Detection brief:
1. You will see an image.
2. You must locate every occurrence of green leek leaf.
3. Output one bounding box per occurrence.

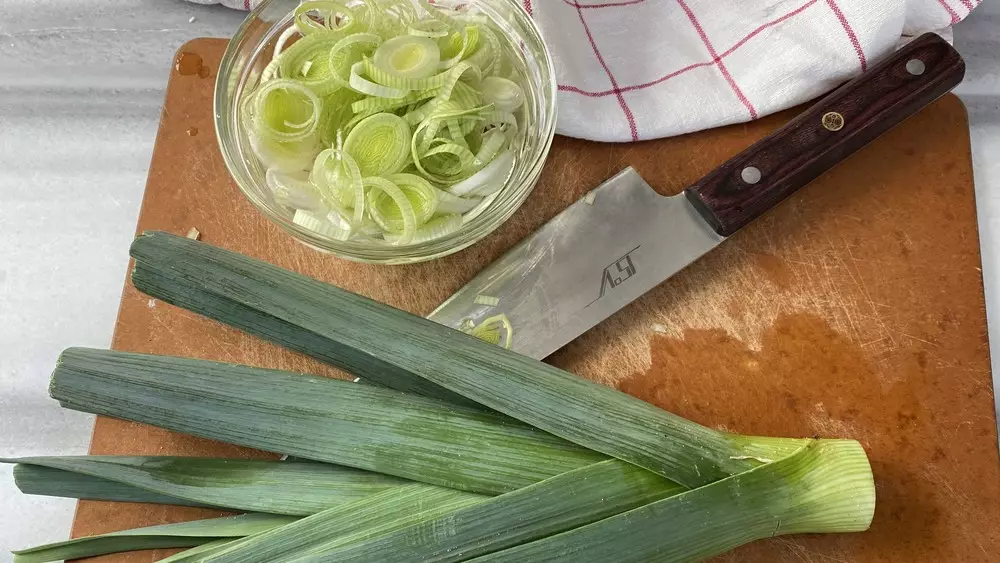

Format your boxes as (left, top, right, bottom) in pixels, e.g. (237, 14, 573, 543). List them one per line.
(158, 539, 239, 563)
(11, 513, 297, 563)
(288, 460, 684, 562)
(472, 440, 875, 563)
(129, 235, 471, 405)
(12, 463, 212, 508)
(49, 347, 606, 495)
(198, 485, 483, 563)
(4, 456, 409, 516)
(127, 232, 776, 488)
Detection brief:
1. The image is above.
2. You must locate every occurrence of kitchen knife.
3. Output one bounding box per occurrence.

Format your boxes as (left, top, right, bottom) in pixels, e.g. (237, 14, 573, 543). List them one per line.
(428, 32, 965, 360)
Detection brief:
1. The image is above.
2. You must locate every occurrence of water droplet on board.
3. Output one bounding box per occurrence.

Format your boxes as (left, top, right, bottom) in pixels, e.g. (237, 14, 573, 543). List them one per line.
(175, 52, 202, 75)
(186, 127, 199, 137)
(175, 51, 208, 77)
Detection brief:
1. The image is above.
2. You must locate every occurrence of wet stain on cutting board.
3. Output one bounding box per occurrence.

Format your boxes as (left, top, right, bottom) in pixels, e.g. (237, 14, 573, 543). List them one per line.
(618, 313, 977, 561)
(546, 106, 985, 401)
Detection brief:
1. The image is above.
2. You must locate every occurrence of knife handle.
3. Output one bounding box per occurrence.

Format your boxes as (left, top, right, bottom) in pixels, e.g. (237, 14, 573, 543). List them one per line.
(684, 32, 965, 237)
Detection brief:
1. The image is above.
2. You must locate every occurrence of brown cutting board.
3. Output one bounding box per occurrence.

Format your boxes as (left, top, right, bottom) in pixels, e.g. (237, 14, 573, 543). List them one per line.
(69, 38, 999, 562)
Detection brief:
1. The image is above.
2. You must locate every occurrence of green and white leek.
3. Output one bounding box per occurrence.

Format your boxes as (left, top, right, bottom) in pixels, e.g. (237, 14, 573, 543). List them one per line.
(127, 232, 797, 488)
(6, 232, 878, 562)
(474, 440, 874, 563)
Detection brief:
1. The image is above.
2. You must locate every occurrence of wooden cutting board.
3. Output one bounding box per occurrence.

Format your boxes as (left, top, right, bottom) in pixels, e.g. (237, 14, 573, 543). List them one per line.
(69, 38, 999, 562)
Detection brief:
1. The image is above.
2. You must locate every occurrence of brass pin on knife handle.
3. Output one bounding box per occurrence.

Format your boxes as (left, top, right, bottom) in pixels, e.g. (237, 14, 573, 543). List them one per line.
(684, 32, 965, 237)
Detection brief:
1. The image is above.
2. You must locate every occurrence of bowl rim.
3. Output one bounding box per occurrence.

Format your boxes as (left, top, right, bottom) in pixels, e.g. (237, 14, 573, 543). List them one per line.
(214, 0, 557, 264)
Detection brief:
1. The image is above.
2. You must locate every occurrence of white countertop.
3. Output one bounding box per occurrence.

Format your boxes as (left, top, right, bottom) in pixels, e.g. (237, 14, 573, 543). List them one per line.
(1, 1, 998, 557)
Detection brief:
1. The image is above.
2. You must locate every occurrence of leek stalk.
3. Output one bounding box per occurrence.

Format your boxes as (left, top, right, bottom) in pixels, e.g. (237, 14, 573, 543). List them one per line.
(12, 463, 213, 508)
(473, 440, 874, 562)
(281, 460, 684, 563)
(9, 231, 878, 563)
(11, 514, 296, 563)
(50, 347, 606, 495)
(4, 456, 409, 516)
(129, 232, 781, 488)
(195, 485, 483, 563)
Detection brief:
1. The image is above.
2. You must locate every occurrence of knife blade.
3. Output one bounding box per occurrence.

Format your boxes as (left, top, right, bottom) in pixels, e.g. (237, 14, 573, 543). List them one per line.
(429, 33, 965, 359)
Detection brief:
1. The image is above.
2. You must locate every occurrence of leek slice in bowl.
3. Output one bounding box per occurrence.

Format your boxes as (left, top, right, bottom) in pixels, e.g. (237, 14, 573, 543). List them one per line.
(216, 0, 555, 264)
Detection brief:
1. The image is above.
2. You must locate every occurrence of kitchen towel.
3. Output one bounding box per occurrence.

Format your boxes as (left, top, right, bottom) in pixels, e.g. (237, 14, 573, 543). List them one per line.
(193, 0, 979, 141)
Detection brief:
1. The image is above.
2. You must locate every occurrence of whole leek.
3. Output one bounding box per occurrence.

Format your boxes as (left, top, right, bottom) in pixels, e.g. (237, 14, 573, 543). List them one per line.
(7, 230, 877, 563)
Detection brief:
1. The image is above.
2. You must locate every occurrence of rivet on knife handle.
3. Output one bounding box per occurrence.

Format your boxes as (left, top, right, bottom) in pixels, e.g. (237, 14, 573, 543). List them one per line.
(683, 32, 965, 237)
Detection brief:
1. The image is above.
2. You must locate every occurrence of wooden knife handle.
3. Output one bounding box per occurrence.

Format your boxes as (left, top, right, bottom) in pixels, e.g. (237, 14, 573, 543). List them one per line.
(684, 32, 965, 237)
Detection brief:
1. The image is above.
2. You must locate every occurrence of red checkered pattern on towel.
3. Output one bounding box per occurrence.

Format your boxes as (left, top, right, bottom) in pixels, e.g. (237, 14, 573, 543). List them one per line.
(527, 0, 977, 141)
(207, 0, 978, 142)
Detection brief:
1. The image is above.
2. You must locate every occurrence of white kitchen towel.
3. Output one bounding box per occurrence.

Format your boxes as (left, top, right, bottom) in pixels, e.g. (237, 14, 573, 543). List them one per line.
(197, 0, 979, 141)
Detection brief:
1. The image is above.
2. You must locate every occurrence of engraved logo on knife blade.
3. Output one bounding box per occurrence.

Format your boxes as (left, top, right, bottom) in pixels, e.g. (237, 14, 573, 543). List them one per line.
(587, 245, 640, 307)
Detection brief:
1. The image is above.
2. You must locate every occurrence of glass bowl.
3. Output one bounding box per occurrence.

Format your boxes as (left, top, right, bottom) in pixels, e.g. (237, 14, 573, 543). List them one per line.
(215, 0, 556, 264)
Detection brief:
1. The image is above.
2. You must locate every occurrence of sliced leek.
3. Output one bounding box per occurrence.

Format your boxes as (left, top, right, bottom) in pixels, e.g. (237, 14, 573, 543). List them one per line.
(276, 32, 344, 96)
(434, 187, 482, 214)
(318, 89, 363, 145)
(343, 113, 412, 176)
(294, 1, 356, 36)
(386, 172, 439, 223)
(481, 76, 523, 112)
(273, 26, 299, 60)
(473, 294, 500, 307)
(473, 127, 507, 164)
(466, 23, 500, 75)
(467, 313, 513, 349)
(438, 26, 480, 70)
(363, 176, 418, 243)
(249, 133, 321, 173)
(329, 33, 381, 90)
(447, 149, 514, 197)
(267, 169, 327, 213)
(349, 86, 440, 117)
(349, 60, 408, 98)
(372, 35, 441, 80)
(293, 209, 353, 240)
(408, 19, 450, 38)
(309, 149, 364, 224)
(241, 1, 526, 245)
(383, 213, 462, 245)
(251, 79, 322, 142)
(413, 139, 479, 184)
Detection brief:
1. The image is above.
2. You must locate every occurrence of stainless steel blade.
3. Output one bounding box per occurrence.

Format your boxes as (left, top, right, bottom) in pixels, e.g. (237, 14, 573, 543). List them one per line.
(427, 167, 724, 359)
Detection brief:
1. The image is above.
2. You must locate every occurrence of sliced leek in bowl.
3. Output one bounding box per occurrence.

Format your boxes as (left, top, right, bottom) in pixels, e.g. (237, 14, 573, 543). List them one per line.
(216, 0, 556, 263)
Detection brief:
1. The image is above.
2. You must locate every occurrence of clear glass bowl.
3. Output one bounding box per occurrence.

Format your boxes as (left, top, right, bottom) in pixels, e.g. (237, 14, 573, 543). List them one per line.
(215, 0, 556, 264)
